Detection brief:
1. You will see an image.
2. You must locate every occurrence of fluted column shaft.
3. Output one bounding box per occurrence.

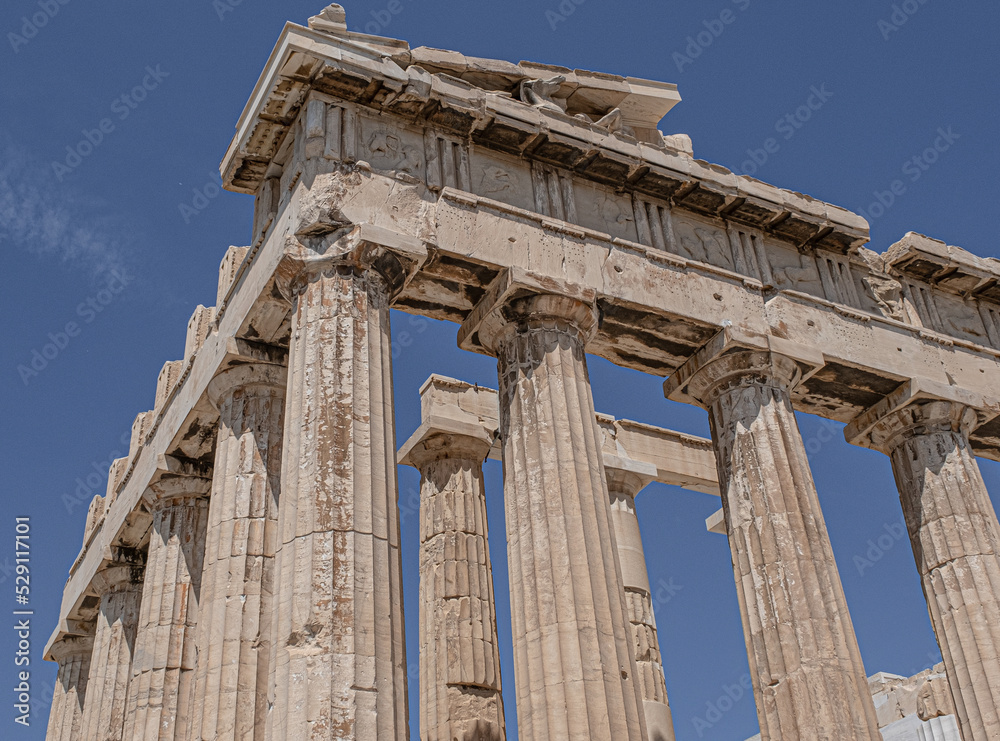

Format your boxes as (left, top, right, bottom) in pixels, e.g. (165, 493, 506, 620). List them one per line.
(80, 556, 145, 741)
(124, 476, 210, 740)
(192, 363, 286, 741)
(267, 263, 407, 740)
(684, 350, 879, 741)
(606, 469, 676, 741)
(870, 400, 1000, 741)
(481, 293, 645, 741)
(410, 434, 506, 741)
(45, 636, 93, 741)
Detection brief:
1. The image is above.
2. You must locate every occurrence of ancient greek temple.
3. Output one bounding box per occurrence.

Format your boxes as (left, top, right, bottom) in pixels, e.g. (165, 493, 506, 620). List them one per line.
(44, 5, 1000, 740)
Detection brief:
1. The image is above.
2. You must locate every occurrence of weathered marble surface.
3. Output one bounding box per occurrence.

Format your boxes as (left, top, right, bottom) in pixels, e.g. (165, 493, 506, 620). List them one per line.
(473, 292, 646, 741)
(851, 386, 1000, 741)
(605, 468, 676, 741)
(41, 7, 1000, 741)
(192, 364, 286, 740)
(124, 476, 210, 741)
(266, 247, 408, 740)
(79, 560, 145, 741)
(667, 334, 880, 741)
(402, 427, 506, 741)
(45, 636, 92, 741)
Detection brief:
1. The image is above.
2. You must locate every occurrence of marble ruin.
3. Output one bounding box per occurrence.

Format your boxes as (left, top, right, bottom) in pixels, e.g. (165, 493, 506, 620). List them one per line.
(45, 5, 1000, 740)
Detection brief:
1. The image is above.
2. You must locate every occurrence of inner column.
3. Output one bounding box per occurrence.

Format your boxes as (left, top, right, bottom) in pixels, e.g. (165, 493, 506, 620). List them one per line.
(401, 424, 506, 741)
(475, 292, 646, 741)
(666, 344, 880, 740)
(605, 468, 676, 741)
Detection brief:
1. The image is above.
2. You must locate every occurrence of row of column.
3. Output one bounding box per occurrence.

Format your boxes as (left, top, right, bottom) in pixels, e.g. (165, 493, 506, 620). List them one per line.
(47, 257, 1000, 741)
(47, 253, 411, 741)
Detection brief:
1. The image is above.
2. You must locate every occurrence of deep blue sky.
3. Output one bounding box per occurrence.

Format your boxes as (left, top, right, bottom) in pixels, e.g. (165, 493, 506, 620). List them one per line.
(2, 2, 999, 739)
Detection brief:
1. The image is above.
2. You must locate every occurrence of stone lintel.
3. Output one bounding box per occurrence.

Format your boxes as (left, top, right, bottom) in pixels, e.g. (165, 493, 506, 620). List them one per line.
(401, 374, 719, 497)
(601, 452, 658, 492)
(457, 266, 596, 355)
(596, 413, 719, 496)
(222, 336, 288, 369)
(705, 508, 726, 535)
(663, 325, 825, 408)
(844, 377, 1000, 451)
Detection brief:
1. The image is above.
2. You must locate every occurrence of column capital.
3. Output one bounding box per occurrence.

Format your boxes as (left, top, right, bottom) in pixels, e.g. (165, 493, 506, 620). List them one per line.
(47, 634, 94, 664)
(663, 326, 824, 409)
(458, 267, 597, 356)
(399, 375, 498, 469)
(602, 452, 658, 498)
(143, 473, 212, 510)
(398, 424, 493, 470)
(844, 377, 998, 453)
(90, 551, 145, 597)
(208, 361, 288, 409)
(274, 223, 427, 302)
(141, 455, 212, 510)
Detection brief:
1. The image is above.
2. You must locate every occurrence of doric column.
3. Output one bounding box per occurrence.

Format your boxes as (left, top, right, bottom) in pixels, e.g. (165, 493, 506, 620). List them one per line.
(265, 235, 413, 740)
(847, 381, 1000, 741)
(191, 362, 286, 741)
(461, 282, 646, 741)
(45, 635, 93, 741)
(665, 331, 880, 740)
(79, 553, 146, 741)
(604, 466, 676, 741)
(124, 472, 211, 740)
(399, 416, 506, 741)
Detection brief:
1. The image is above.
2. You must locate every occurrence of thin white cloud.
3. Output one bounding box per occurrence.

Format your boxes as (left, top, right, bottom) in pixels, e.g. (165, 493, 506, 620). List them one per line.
(0, 132, 128, 279)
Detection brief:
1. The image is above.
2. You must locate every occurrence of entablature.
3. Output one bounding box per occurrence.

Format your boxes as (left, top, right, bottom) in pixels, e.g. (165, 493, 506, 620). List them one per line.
(221, 22, 866, 259)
